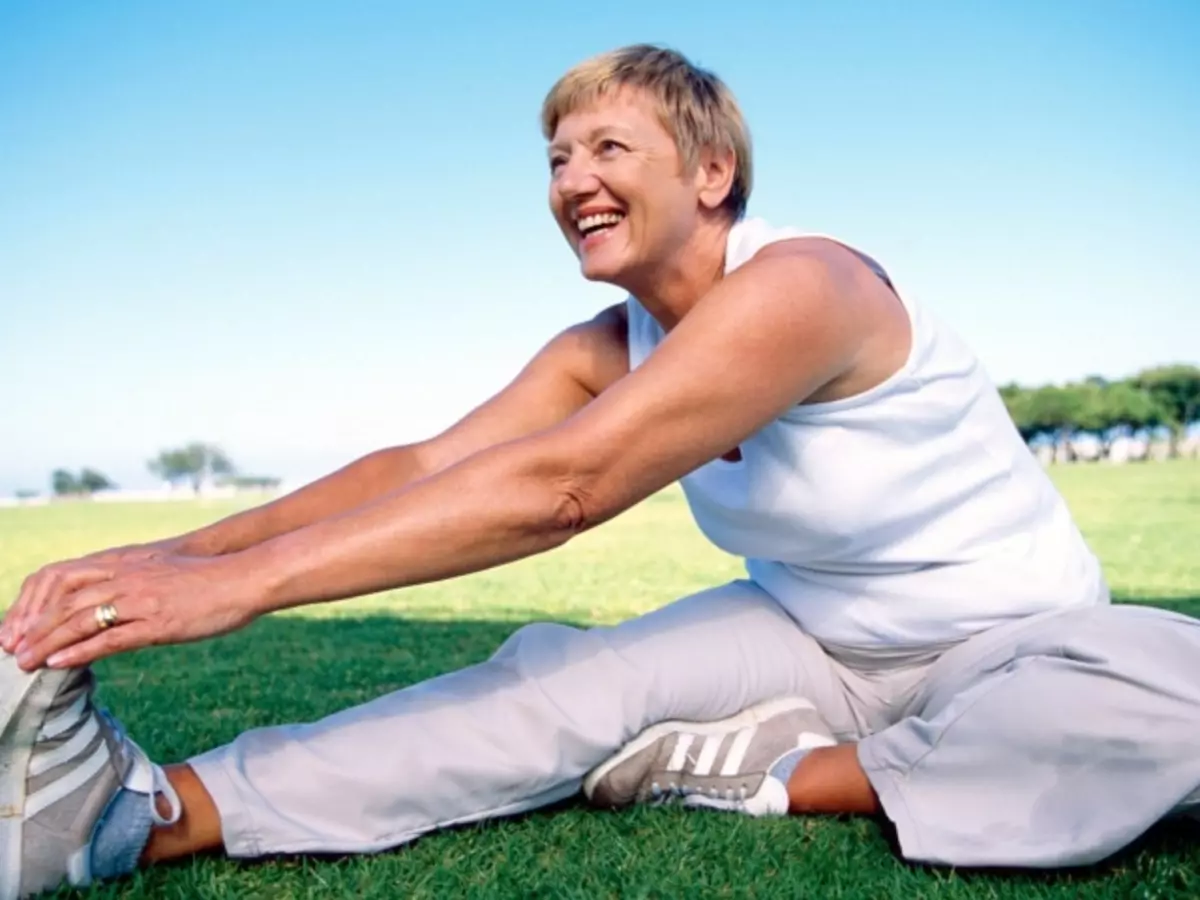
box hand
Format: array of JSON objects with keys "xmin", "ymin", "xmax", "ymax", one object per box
[
  {"xmin": 11, "ymin": 554, "xmax": 262, "ymax": 671},
  {"xmin": 1, "ymin": 539, "xmax": 184, "ymax": 653}
]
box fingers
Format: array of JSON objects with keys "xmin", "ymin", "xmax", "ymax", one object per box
[
  {"xmin": 2, "ymin": 562, "xmax": 114, "ymax": 652},
  {"xmin": 15, "ymin": 582, "xmax": 122, "ymax": 671},
  {"xmin": 1, "ymin": 569, "xmax": 57, "ymax": 650},
  {"xmin": 47, "ymin": 619, "xmax": 158, "ymax": 669}
]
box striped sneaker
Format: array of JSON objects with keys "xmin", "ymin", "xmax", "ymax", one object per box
[
  {"xmin": 0, "ymin": 653, "xmax": 180, "ymax": 900},
  {"xmin": 582, "ymin": 697, "xmax": 835, "ymax": 816}
]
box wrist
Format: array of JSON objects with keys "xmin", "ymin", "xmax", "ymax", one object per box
[
  {"xmin": 171, "ymin": 529, "xmax": 224, "ymax": 558},
  {"xmin": 212, "ymin": 549, "xmax": 279, "ymax": 620},
  {"xmin": 235, "ymin": 539, "xmax": 303, "ymax": 616}
]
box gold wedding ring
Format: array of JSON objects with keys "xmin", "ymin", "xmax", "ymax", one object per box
[{"xmin": 94, "ymin": 603, "xmax": 120, "ymax": 631}]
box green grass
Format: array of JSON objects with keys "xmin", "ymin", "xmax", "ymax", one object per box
[{"xmin": 2, "ymin": 460, "xmax": 1199, "ymax": 899}]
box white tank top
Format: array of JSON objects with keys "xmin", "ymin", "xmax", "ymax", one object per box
[{"xmin": 626, "ymin": 217, "xmax": 1109, "ymax": 648}]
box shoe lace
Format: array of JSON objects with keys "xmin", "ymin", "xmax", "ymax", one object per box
[{"xmin": 649, "ymin": 781, "xmax": 751, "ymax": 803}]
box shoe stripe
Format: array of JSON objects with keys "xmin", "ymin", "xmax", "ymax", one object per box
[
  {"xmin": 29, "ymin": 713, "xmax": 100, "ymax": 778},
  {"xmin": 666, "ymin": 733, "xmax": 694, "ymax": 773},
  {"xmin": 38, "ymin": 693, "xmax": 88, "ymax": 740},
  {"xmin": 692, "ymin": 734, "xmax": 723, "ymax": 777},
  {"xmin": 719, "ymin": 725, "xmax": 757, "ymax": 776},
  {"xmin": 25, "ymin": 740, "xmax": 110, "ymax": 818}
]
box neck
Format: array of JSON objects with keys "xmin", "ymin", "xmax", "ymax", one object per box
[{"xmin": 629, "ymin": 217, "xmax": 732, "ymax": 331}]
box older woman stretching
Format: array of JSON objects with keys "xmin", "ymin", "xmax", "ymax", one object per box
[{"xmin": 4, "ymin": 44, "xmax": 1200, "ymax": 899}]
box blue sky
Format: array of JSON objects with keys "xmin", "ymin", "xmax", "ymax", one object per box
[{"xmin": 1, "ymin": 1, "xmax": 1197, "ymax": 494}]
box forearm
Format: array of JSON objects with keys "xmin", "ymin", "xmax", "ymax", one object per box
[
  {"xmin": 173, "ymin": 445, "xmax": 434, "ymax": 557},
  {"xmin": 240, "ymin": 439, "xmax": 587, "ymax": 612}
]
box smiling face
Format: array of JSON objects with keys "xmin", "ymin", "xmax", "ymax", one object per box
[{"xmin": 547, "ymin": 87, "xmax": 730, "ymax": 289}]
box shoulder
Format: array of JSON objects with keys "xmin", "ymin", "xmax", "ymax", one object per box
[
  {"xmin": 559, "ymin": 303, "xmax": 627, "ymax": 352},
  {"xmin": 726, "ymin": 234, "xmax": 889, "ymax": 318},
  {"xmin": 725, "ymin": 217, "xmax": 894, "ymax": 290},
  {"xmin": 715, "ymin": 225, "xmax": 912, "ymax": 404},
  {"xmin": 726, "ymin": 218, "xmax": 901, "ymax": 322},
  {"xmin": 546, "ymin": 303, "xmax": 629, "ymax": 397}
]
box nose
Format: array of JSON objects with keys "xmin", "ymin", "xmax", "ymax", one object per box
[{"xmin": 553, "ymin": 152, "xmax": 601, "ymax": 201}]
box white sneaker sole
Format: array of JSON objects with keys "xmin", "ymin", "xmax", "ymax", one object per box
[
  {"xmin": 582, "ymin": 695, "xmax": 820, "ymax": 803},
  {"xmin": 0, "ymin": 653, "xmax": 71, "ymax": 900}
]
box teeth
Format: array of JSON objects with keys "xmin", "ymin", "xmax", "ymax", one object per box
[{"xmin": 577, "ymin": 212, "xmax": 624, "ymax": 233}]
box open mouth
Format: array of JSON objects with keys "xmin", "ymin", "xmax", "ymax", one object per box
[{"xmin": 576, "ymin": 211, "xmax": 625, "ymax": 241}]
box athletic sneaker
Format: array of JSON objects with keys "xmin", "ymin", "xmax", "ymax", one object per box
[
  {"xmin": 582, "ymin": 696, "xmax": 836, "ymax": 816},
  {"xmin": 0, "ymin": 652, "xmax": 180, "ymax": 900}
]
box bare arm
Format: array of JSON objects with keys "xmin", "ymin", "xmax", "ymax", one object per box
[
  {"xmin": 242, "ymin": 239, "xmax": 899, "ymax": 608},
  {"xmin": 3, "ymin": 304, "xmax": 628, "ymax": 657},
  {"xmin": 170, "ymin": 451, "xmax": 431, "ymax": 557},
  {"xmin": 18, "ymin": 240, "xmax": 907, "ymax": 669},
  {"xmin": 161, "ymin": 305, "xmax": 630, "ymax": 558}
]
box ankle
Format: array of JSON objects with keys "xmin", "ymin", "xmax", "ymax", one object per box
[
  {"xmin": 141, "ymin": 765, "xmax": 224, "ymax": 864},
  {"xmin": 785, "ymin": 744, "xmax": 880, "ymax": 815}
]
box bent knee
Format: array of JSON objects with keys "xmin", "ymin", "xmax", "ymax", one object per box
[{"xmin": 1028, "ymin": 604, "xmax": 1200, "ymax": 670}]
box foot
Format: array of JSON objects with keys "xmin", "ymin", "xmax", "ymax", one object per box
[
  {"xmin": 0, "ymin": 653, "xmax": 181, "ymax": 899},
  {"xmin": 583, "ymin": 696, "xmax": 836, "ymax": 816}
]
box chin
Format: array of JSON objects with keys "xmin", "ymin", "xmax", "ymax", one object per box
[
  {"xmin": 580, "ymin": 265, "xmax": 632, "ymax": 288},
  {"xmin": 578, "ymin": 250, "xmax": 633, "ymax": 286},
  {"xmin": 579, "ymin": 262, "xmax": 616, "ymax": 283}
]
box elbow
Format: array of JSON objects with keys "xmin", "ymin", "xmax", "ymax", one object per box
[
  {"xmin": 489, "ymin": 431, "xmax": 620, "ymax": 547},
  {"xmin": 548, "ymin": 479, "xmax": 599, "ymax": 538},
  {"xmin": 535, "ymin": 446, "xmax": 615, "ymax": 541}
]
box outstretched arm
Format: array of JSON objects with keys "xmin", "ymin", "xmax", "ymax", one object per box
[
  {"xmin": 255, "ymin": 242, "xmax": 882, "ymax": 607},
  {"xmin": 7, "ymin": 304, "xmax": 629, "ymax": 664},
  {"xmin": 174, "ymin": 304, "xmax": 630, "ymax": 557},
  {"xmin": 19, "ymin": 238, "xmax": 901, "ymax": 668}
]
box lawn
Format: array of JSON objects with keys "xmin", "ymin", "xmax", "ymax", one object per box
[{"xmin": 1, "ymin": 460, "xmax": 1198, "ymax": 899}]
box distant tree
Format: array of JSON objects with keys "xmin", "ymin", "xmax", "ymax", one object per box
[
  {"xmin": 15, "ymin": 489, "xmax": 39, "ymax": 500},
  {"xmin": 1133, "ymin": 364, "xmax": 1200, "ymax": 456},
  {"xmin": 51, "ymin": 469, "xmax": 80, "ymax": 496},
  {"xmin": 1065, "ymin": 381, "xmax": 1163, "ymax": 456},
  {"xmin": 78, "ymin": 468, "xmax": 115, "ymax": 493},
  {"xmin": 50, "ymin": 467, "xmax": 116, "ymax": 497},
  {"xmin": 1068, "ymin": 382, "xmax": 1111, "ymax": 451},
  {"xmin": 210, "ymin": 450, "xmax": 236, "ymax": 482},
  {"xmin": 1026, "ymin": 385, "xmax": 1082, "ymax": 460},
  {"xmin": 1100, "ymin": 382, "xmax": 1163, "ymax": 437},
  {"xmin": 148, "ymin": 442, "xmax": 237, "ymax": 493}
]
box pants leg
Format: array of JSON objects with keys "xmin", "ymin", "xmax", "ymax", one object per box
[
  {"xmin": 858, "ymin": 604, "xmax": 1200, "ymax": 869},
  {"xmin": 189, "ymin": 579, "xmax": 854, "ymax": 857}
]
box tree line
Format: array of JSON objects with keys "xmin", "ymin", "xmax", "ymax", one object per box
[
  {"xmin": 43, "ymin": 442, "xmax": 281, "ymax": 497},
  {"xmin": 998, "ymin": 364, "xmax": 1200, "ymax": 459}
]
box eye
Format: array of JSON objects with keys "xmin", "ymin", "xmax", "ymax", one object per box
[
  {"xmin": 597, "ymin": 139, "xmax": 626, "ymax": 157},
  {"xmin": 548, "ymin": 154, "xmax": 567, "ymax": 174}
]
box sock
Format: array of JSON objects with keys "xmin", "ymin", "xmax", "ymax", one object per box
[
  {"xmin": 768, "ymin": 747, "xmax": 812, "ymax": 787},
  {"xmin": 89, "ymin": 788, "xmax": 155, "ymax": 880}
]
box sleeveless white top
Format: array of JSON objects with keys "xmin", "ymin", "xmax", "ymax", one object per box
[{"xmin": 626, "ymin": 217, "xmax": 1109, "ymax": 648}]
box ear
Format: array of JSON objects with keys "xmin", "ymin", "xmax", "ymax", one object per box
[{"xmin": 693, "ymin": 145, "xmax": 736, "ymax": 212}]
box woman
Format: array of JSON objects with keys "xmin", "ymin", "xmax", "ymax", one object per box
[{"xmin": 4, "ymin": 44, "xmax": 1199, "ymax": 898}]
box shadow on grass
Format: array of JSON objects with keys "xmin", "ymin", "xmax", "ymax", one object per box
[{"xmin": 91, "ymin": 608, "xmax": 1200, "ymax": 896}]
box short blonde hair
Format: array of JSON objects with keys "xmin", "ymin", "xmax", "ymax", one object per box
[{"xmin": 541, "ymin": 44, "xmax": 752, "ymax": 220}]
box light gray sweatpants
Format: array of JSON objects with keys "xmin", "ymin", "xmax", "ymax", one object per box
[{"xmin": 188, "ymin": 580, "xmax": 1200, "ymax": 869}]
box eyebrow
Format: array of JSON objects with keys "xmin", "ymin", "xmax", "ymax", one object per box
[{"xmin": 548, "ymin": 125, "xmax": 633, "ymax": 154}]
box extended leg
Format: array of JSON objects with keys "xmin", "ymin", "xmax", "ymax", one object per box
[{"xmin": 180, "ymin": 580, "xmax": 850, "ymax": 859}]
